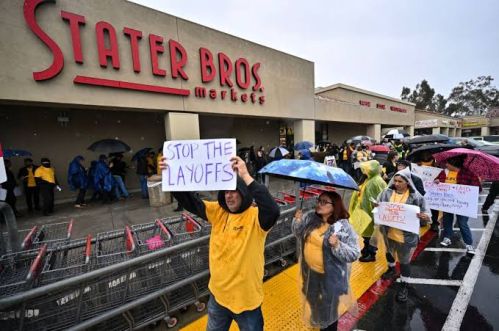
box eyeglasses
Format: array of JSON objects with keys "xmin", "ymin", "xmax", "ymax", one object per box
[{"xmin": 316, "ymin": 198, "xmax": 333, "ymax": 206}]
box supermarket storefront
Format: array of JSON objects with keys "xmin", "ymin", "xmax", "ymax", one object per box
[{"xmin": 0, "ymin": 0, "xmax": 314, "ymax": 200}]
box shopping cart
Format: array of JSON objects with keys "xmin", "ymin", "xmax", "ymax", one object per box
[
  {"xmin": 264, "ymin": 207, "xmax": 296, "ymax": 268},
  {"xmin": 40, "ymin": 235, "xmax": 93, "ymax": 285},
  {"xmin": 0, "ymin": 244, "xmax": 48, "ymax": 298},
  {"xmin": 0, "ymin": 235, "xmax": 211, "ymax": 331},
  {"xmin": 161, "ymin": 215, "xmax": 202, "ymax": 244},
  {"xmin": 31, "ymin": 220, "xmax": 74, "ymax": 249},
  {"xmin": 1, "ymin": 226, "xmax": 38, "ymax": 253},
  {"xmin": 95, "ymin": 226, "xmax": 136, "ymax": 266},
  {"xmin": 132, "ymin": 220, "xmax": 173, "ymax": 254},
  {"xmin": 182, "ymin": 212, "xmax": 212, "ymax": 235}
]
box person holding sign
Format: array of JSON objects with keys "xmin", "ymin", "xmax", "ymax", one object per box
[
  {"xmin": 376, "ymin": 168, "xmax": 431, "ymax": 302},
  {"xmin": 292, "ymin": 191, "xmax": 360, "ymax": 331},
  {"xmin": 436, "ymin": 156, "xmax": 481, "ymax": 254},
  {"xmin": 160, "ymin": 155, "xmax": 279, "ymax": 331}
]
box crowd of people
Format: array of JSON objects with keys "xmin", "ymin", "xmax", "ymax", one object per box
[
  {"xmin": 158, "ymin": 137, "xmax": 497, "ymax": 331},
  {"xmin": 1, "ymin": 134, "xmax": 497, "ymax": 330},
  {"xmin": 0, "ymin": 149, "xmax": 165, "ymax": 217}
]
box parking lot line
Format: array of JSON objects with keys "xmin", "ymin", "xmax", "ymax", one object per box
[
  {"xmin": 442, "ymin": 211, "xmax": 498, "ymax": 331},
  {"xmin": 424, "ymin": 247, "xmax": 467, "ymax": 253},
  {"xmin": 395, "ymin": 277, "xmax": 463, "ymax": 286}
]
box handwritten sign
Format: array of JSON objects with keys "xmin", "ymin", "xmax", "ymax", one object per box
[
  {"xmin": 373, "ymin": 202, "xmax": 421, "ymax": 234},
  {"xmin": 423, "ymin": 181, "xmax": 479, "ymax": 218},
  {"xmin": 162, "ymin": 139, "xmax": 236, "ymax": 191},
  {"xmin": 0, "ymin": 144, "xmax": 6, "ymax": 184},
  {"xmin": 411, "ymin": 164, "xmax": 442, "ymax": 184}
]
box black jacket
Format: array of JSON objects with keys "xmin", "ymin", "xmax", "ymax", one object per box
[
  {"xmin": 411, "ymin": 174, "xmax": 426, "ymax": 196},
  {"xmin": 173, "ymin": 177, "xmax": 280, "ymax": 231}
]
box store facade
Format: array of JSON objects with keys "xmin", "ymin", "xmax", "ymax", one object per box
[
  {"xmin": 414, "ymin": 110, "xmax": 462, "ymax": 136},
  {"xmin": 315, "ymin": 84, "xmax": 416, "ymax": 143},
  {"xmin": 0, "ymin": 0, "xmax": 315, "ymax": 201}
]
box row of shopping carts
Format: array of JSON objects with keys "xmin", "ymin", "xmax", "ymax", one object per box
[{"xmin": 0, "ymin": 185, "xmax": 333, "ymax": 330}]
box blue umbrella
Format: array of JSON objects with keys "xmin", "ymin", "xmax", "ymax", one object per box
[
  {"xmin": 294, "ymin": 141, "xmax": 314, "ymax": 150},
  {"xmin": 3, "ymin": 149, "xmax": 32, "ymax": 158},
  {"xmin": 269, "ymin": 146, "xmax": 289, "ymax": 159},
  {"xmin": 259, "ymin": 159, "xmax": 358, "ymax": 191},
  {"xmin": 132, "ymin": 147, "xmax": 153, "ymax": 161}
]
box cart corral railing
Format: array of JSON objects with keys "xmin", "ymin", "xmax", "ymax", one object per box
[{"xmin": 0, "ymin": 207, "xmax": 300, "ymax": 331}]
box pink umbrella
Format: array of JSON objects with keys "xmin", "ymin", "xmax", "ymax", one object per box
[
  {"xmin": 433, "ymin": 148, "xmax": 499, "ymax": 180},
  {"xmin": 369, "ymin": 145, "xmax": 390, "ymax": 153}
]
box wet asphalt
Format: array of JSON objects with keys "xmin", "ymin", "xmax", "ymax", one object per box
[{"xmin": 354, "ymin": 195, "xmax": 499, "ymax": 331}]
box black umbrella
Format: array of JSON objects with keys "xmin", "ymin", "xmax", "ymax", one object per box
[
  {"xmin": 384, "ymin": 129, "xmax": 410, "ymax": 140},
  {"xmin": 131, "ymin": 147, "xmax": 153, "ymax": 161},
  {"xmin": 346, "ymin": 135, "xmax": 375, "ymax": 145},
  {"xmin": 88, "ymin": 139, "xmax": 131, "ymax": 154},
  {"xmin": 407, "ymin": 134, "xmax": 449, "ymax": 145},
  {"xmin": 406, "ymin": 143, "xmax": 461, "ymax": 161}
]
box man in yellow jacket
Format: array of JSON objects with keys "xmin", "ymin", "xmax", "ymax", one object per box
[
  {"xmin": 34, "ymin": 158, "xmax": 59, "ymax": 216},
  {"xmin": 165, "ymin": 156, "xmax": 280, "ymax": 331}
]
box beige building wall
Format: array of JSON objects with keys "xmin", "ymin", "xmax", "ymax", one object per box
[
  {"xmin": 293, "ymin": 120, "xmax": 315, "ymax": 146},
  {"xmin": 315, "ymin": 84, "xmax": 415, "ymax": 126},
  {"xmin": 164, "ymin": 113, "xmax": 200, "ymax": 140},
  {"xmin": 0, "ymin": 106, "xmax": 165, "ymax": 201},
  {"xmin": 0, "ymin": 0, "xmax": 315, "ymax": 119}
]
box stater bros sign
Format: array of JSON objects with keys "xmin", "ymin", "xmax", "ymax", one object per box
[{"xmin": 24, "ymin": 0, "xmax": 265, "ymax": 105}]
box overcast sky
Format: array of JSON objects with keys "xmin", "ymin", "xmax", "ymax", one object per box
[{"xmin": 130, "ymin": 0, "xmax": 499, "ymax": 100}]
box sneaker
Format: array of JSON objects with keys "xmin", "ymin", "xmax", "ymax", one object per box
[
  {"xmin": 440, "ymin": 237, "xmax": 452, "ymax": 247},
  {"xmin": 359, "ymin": 253, "xmax": 376, "ymax": 262},
  {"xmin": 74, "ymin": 204, "xmax": 83, "ymax": 208},
  {"xmin": 396, "ymin": 283, "xmax": 408, "ymax": 303},
  {"xmin": 466, "ymin": 245, "xmax": 475, "ymax": 254},
  {"xmin": 382, "ymin": 267, "xmax": 397, "ymax": 280}
]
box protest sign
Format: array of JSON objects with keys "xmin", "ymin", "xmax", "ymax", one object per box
[
  {"xmin": 0, "ymin": 144, "xmax": 6, "ymax": 184},
  {"xmin": 411, "ymin": 164, "xmax": 442, "ymax": 184},
  {"xmin": 423, "ymin": 181, "xmax": 479, "ymax": 218},
  {"xmin": 162, "ymin": 139, "xmax": 237, "ymax": 191},
  {"xmin": 373, "ymin": 202, "xmax": 421, "ymax": 234}
]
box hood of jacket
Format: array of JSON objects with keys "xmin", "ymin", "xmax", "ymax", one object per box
[
  {"xmin": 217, "ymin": 176, "xmax": 254, "ymax": 214},
  {"xmin": 360, "ymin": 160, "xmax": 382, "ymax": 179}
]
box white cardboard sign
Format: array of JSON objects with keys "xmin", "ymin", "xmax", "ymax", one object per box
[
  {"xmin": 423, "ymin": 181, "xmax": 479, "ymax": 218},
  {"xmin": 411, "ymin": 164, "xmax": 442, "ymax": 186},
  {"xmin": 0, "ymin": 144, "xmax": 6, "ymax": 184},
  {"xmin": 373, "ymin": 202, "xmax": 421, "ymax": 235},
  {"xmin": 162, "ymin": 139, "xmax": 237, "ymax": 192}
]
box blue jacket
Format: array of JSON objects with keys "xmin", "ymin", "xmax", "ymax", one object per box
[
  {"xmin": 67, "ymin": 156, "xmax": 88, "ymax": 190},
  {"xmin": 93, "ymin": 160, "xmax": 115, "ymax": 192}
]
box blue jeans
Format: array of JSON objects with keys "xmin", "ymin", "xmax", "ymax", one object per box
[
  {"xmin": 207, "ymin": 295, "xmax": 263, "ymax": 331},
  {"xmin": 442, "ymin": 212, "xmax": 472, "ymax": 245},
  {"xmin": 138, "ymin": 175, "xmax": 148, "ymax": 198},
  {"xmin": 113, "ymin": 175, "xmax": 129, "ymax": 199}
]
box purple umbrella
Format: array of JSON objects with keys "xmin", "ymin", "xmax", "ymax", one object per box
[{"xmin": 433, "ymin": 148, "xmax": 499, "ymax": 181}]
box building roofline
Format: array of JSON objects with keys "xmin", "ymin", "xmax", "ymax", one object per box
[{"xmin": 315, "ymin": 83, "xmax": 415, "ymax": 106}]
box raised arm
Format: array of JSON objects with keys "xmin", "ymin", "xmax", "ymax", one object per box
[
  {"xmin": 231, "ymin": 156, "xmax": 279, "ymax": 231},
  {"xmin": 171, "ymin": 192, "xmax": 208, "ymax": 220}
]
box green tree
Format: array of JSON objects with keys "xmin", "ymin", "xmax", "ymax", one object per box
[
  {"xmin": 400, "ymin": 79, "xmax": 437, "ymax": 111},
  {"xmin": 446, "ymin": 76, "xmax": 499, "ymax": 116}
]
